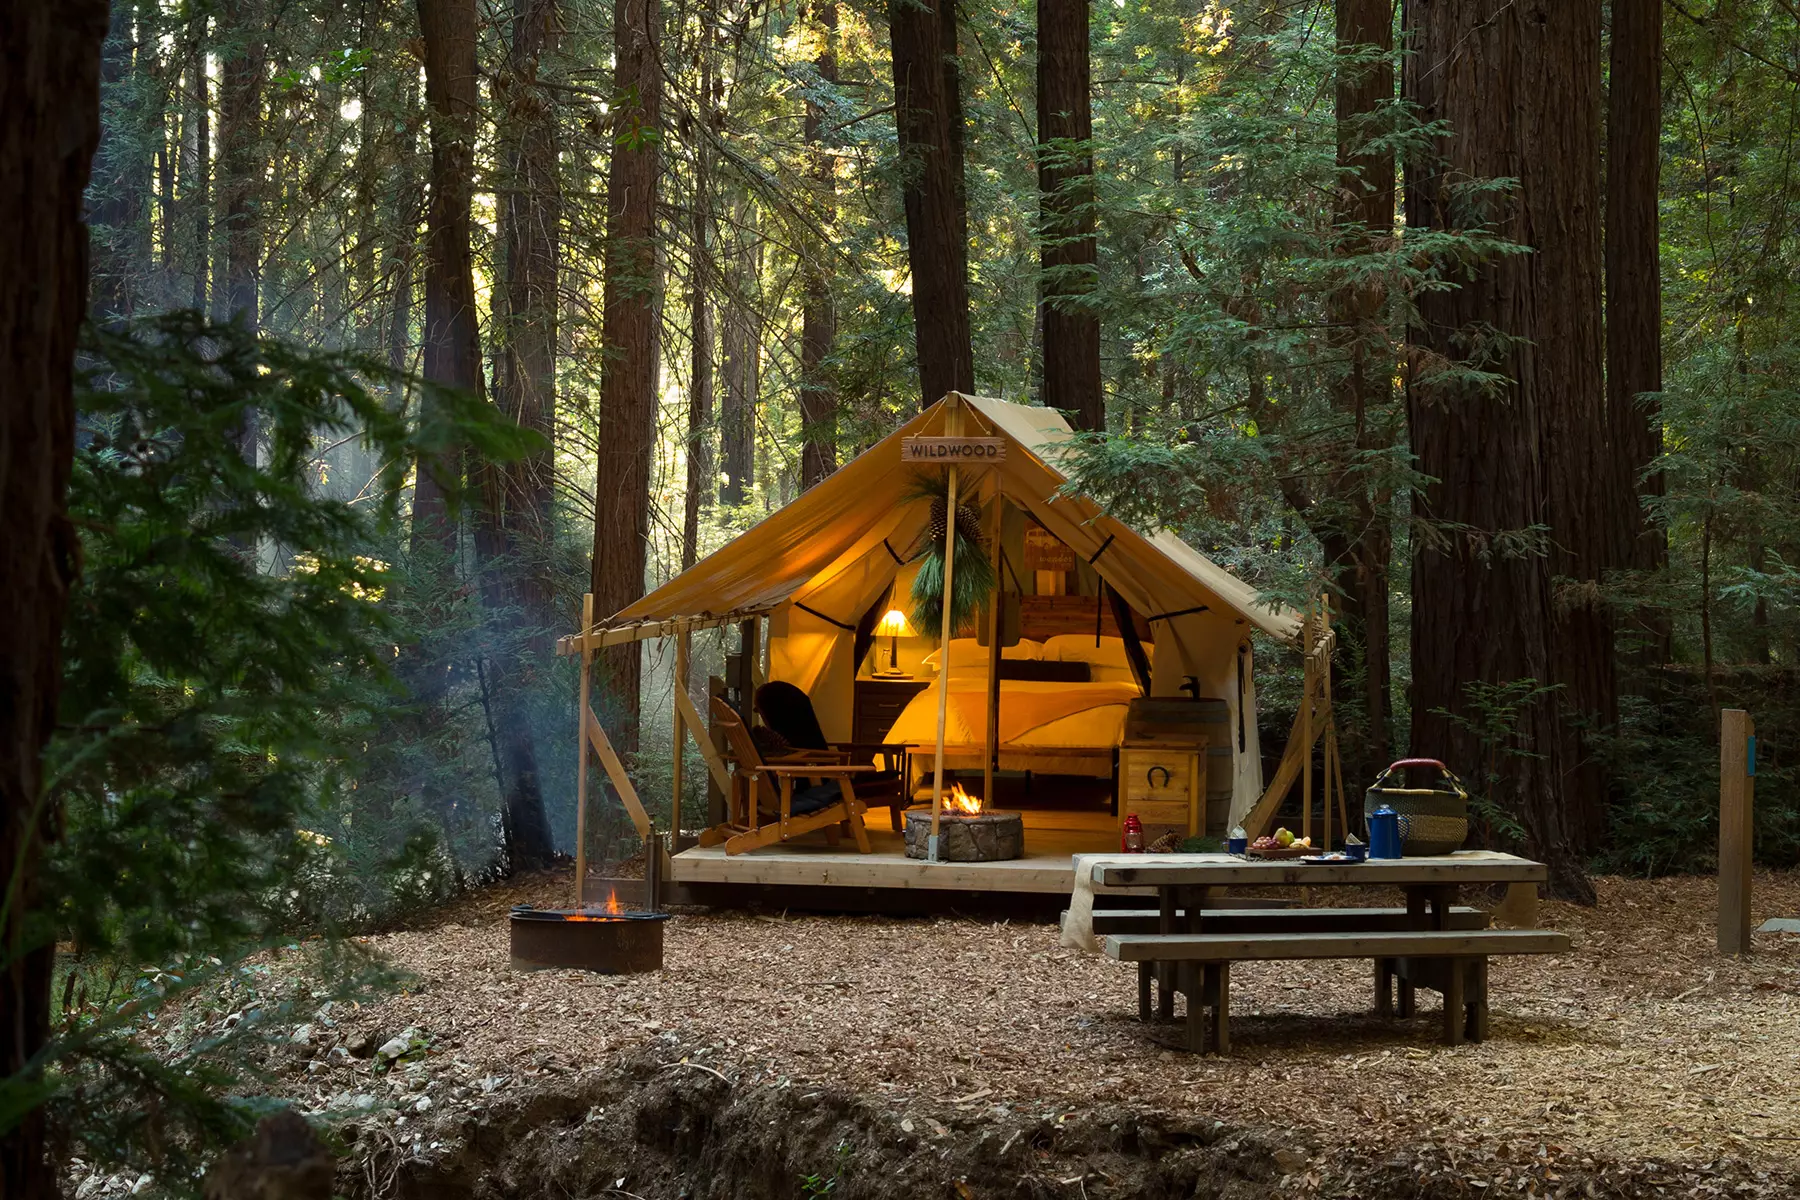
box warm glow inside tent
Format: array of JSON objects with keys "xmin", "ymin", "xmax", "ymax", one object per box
[{"xmin": 568, "ymin": 393, "xmax": 1302, "ymax": 824}]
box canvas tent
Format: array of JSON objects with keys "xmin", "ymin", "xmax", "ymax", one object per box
[{"xmin": 563, "ymin": 393, "xmax": 1302, "ymax": 828}]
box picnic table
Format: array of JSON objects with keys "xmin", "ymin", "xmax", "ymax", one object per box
[{"xmin": 1060, "ymin": 851, "xmax": 1570, "ymax": 1054}]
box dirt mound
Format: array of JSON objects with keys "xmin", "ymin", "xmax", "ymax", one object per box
[{"xmin": 345, "ymin": 1046, "xmax": 1790, "ymax": 1200}]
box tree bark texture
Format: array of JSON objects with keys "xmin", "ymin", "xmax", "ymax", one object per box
[
  {"xmin": 799, "ymin": 0, "xmax": 840, "ymax": 489},
  {"xmin": 890, "ymin": 0, "xmax": 973, "ymax": 406},
  {"xmin": 590, "ymin": 0, "xmax": 663, "ymax": 746},
  {"xmin": 218, "ymin": 0, "xmax": 264, "ymax": 329},
  {"xmin": 474, "ymin": 0, "xmax": 560, "ymax": 868},
  {"xmin": 1403, "ymin": 0, "xmax": 1601, "ymax": 901},
  {"xmin": 90, "ymin": 4, "xmax": 143, "ymax": 321},
  {"xmin": 719, "ymin": 196, "xmax": 758, "ymax": 509},
  {"xmin": 682, "ymin": 24, "xmax": 715, "ymax": 571},
  {"xmin": 1324, "ymin": 0, "xmax": 1397, "ymax": 788},
  {"xmin": 0, "ymin": 7, "xmax": 107, "ymax": 1196},
  {"xmin": 1606, "ymin": 0, "xmax": 1668, "ymax": 657},
  {"xmin": 494, "ymin": 0, "xmax": 562, "ymax": 642},
  {"xmin": 1036, "ymin": 0, "xmax": 1102, "ymax": 431},
  {"xmin": 413, "ymin": 0, "xmax": 482, "ymax": 560}
]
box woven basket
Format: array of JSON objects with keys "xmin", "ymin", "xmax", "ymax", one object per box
[{"xmin": 1363, "ymin": 759, "xmax": 1471, "ymax": 856}]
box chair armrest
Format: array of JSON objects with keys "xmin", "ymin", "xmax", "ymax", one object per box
[
  {"xmin": 746, "ymin": 764, "xmax": 880, "ymax": 778},
  {"xmin": 768, "ymin": 749, "xmax": 851, "ymax": 764}
]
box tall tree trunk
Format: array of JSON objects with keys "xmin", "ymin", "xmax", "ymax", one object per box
[
  {"xmin": 719, "ymin": 197, "xmax": 757, "ymax": 508},
  {"xmin": 1403, "ymin": 0, "xmax": 1599, "ymax": 901},
  {"xmin": 495, "ymin": 0, "xmax": 562, "ymax": 646},
  {"xmin": 218, "ymin": 0, "xmax": 263, "ymax": 329},
  {"xmin": 1036, "ymin": 0, "xmax": 1102, "ymax": 431},
  {"xmin": 0, "ymin": 8, "xmax": 107, "ymax": 1196},
  {"xmin": 590, "ymin": 0, "xmax": 663, "ymax": 750},
  {"xmin": 1322, "ymin": 0, "xmax": 1397, "ymax": 789},
  {"xmin": 1606, "ymin": 0, "xmax": 1667, "ymax": 664},
  {"xmin": 799, "ymin": 0, "xmax": 840, "ymax": 488},
  {"xmin": 889, "ymin": 0, "xmax": 972, "ymax": 404},
  {"xmin": 412, "ymin": 0, "xmax": 479, "ymax": 561},
  {"xmin": 187, "ymin": 27, "xmax": 210, "ymax": 312},
  {"xmin": 683, "ymin": 22, "xmax": 716, "ymax": 569},
  {"xmin": 471, "ymin": 0, "xmax": 563, "ymax": 869},
  {"xmin": 90, "ymin": 4, "xmax": 142, "ymax": 322}
]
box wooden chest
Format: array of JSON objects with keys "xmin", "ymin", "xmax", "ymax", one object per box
[
  {"xmin": 1118, "ymin": 740, "xmax": 1207, "ymax": 844},
  {"xmin": 853, "ymin": 678, "xmax": 930, "ymax": 745}
]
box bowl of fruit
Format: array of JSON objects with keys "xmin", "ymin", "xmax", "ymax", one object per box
[{"xmin": 1247, "ymin": 828, "xmax": 1313, "ymax": 859}]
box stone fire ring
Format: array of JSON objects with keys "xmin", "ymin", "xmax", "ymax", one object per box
[{"xmin": 902, "ymin": 807, "xmax": 1025, "ymax": 862}]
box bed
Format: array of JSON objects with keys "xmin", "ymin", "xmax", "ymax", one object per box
[{"xmin": 882, "ymin": 634, "xmax": 1149, "ymax": 779}]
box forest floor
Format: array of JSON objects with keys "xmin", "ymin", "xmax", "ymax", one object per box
[{"xmin": 89, "ymin": 869, "xmax": 1800, "ymax": 1198}]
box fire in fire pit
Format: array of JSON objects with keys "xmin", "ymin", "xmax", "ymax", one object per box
[
  {"xmin": 509, "ymin": 892, "xmax": 670, "ymax": 974},
  {"xmin": 903, "ymin": 783, "xmax": 1025, "ymax": 862}
]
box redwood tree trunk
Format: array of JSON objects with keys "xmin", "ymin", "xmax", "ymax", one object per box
[
  {"xmin": 682, "ymin": 23, "xmax": 714, "ymax": 570},
  {"xmin": 799, "ymin": 0, "xmax": 840, "ymax": 488},
  {"xmin": 1036, "ymin": 0, "xmax": 1102, "ymax": 431},
  {"xmin": 1403, "ymin": 0, "xmax": 1599, "ymax": 901},
  {"xmin": 1324, "ymin": 0, "xmax": 1397, "ymax": 788},
  {"xmin": 890, "ymin": 0, "xmax": 972, "ymax": 405},
  {"xmin": 1606, "ymin": 0, "xmax": 1667, "ymax": 663},
  {"xmin": 719, "ymin": 197, "xmax": 757, "ymax": 508},
  {"xmin": 218, "ymin": 0, "xmax": 264, "ymax": 329},
  {"xmin": 0, "ymin": 7, "xmax": 107, "ymax": 1195},
  {"xmin": 590, "ymin": 0, "xmax": 663, "ymax": 748}
]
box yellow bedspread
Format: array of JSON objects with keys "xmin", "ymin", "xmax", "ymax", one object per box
[{"xmin": 884, "ymin": 679, "xmax": 1142, "ymax": 749}]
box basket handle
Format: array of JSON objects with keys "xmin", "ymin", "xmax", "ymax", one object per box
[{"xmin": 1370, "ymin": 758, "xmax": 1469, "ymax": 798}]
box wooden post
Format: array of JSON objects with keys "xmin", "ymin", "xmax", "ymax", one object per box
[
  {"xmin": 1320, "ymin": 600, "xmax": 1333, "ymax": 851},
  {"xmin": 983, "ymin": 482, "xmax": 1003, "ymax": 809},
  {"xmin": 734, "ymin": 619, "xmax": 759, "ymax": 718},
  {"xmin": 672, "ymin": 632, "xmax": 690, "ymax": 849},
  {"xmin": 1301, "ymin": 605, "xmax": 1314, "ymax": 844},
  {"xmin": 929, "ymin": 397, "xmax": 963, "ymax": 860},
  {"xmin": 575, "ymin": 592, "xmax": 594, "ymax": 908},
  {"xmin": 1719, "ymin": 708, "xmax": 1755, "ymax": 955}
]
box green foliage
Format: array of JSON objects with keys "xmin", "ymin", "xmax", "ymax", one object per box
[
  {"xmin": 903, "ymin": 472, "xmax": 998, "ymax": 636},
  {"xmin": 5, "ymin": 313, "xmax": 522, "ymax": 1186},
  {"xmin": 1428, "ymin": 679, "xmax": 1560, "ymax": 848}
]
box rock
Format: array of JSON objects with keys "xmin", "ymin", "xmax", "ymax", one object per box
[
  {"xmin": 1273, "ymin": 1148, "xmax": 1309, "ymax": 1175},
  {"xmin": 290, "ymin": 1024, "xmax": 314, "ymax": 1046},
  {"xmin": 414, "ymin": 1096, "xmax": 432, "ymax": 1113},
  {"xmin": 346, "ymin": 1031, "xmax": 380, "ymax": 1059},
  {"xmin": 375, "ymin": 1037, "xmax": 409, "ymax": 1062}
]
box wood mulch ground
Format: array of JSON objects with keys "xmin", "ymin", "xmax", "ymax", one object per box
[{"xmin": 271, "ymin": 870, "xmax": 1800, "ymax": 1172}]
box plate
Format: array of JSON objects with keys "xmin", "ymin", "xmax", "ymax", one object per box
[{"xmin": 1298, "ymin": 854, "xmax": 1355, "ymax": 865}]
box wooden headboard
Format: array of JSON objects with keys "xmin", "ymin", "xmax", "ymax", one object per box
[{"xmin": 1017, "ymin": 594, "xmax": 1151, "ymax": 643}]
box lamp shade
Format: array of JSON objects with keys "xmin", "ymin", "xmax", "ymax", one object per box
[{"xmin": 876, "ymin": 608, "xmax": 910, "ymax": 638}]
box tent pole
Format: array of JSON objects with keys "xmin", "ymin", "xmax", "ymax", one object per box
[
  {"xmin": 983, "ymin": 484, "xmax": 1002, "ymax": 809},
  {"xmin": 930, "ymin": 397, "xmax": 963, "ymax": 861},
  {"xmin": 673, "ymin": 631, "xmax": 690, "ymax": 852},
  {"xmin": 1301, "ymin": 603, "xmax": 1314, "ymax": 845},
  {"xmin": 575, "ymin": 592, "xmax": 594, "ymax": 908}
]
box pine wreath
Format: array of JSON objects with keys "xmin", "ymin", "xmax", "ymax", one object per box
[{"xmin": 903, "ymin": 471, "xmax": 996, "ymax": 635}]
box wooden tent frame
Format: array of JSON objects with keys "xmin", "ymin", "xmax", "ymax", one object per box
[{"xmin": 1240, "ymin": 598, "xmax": 1351, "ymax": 845}]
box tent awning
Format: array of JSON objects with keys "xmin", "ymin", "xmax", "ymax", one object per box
[{"xmin": 559, "ymin": 393, "xmax": 1301, "ymax": 653}]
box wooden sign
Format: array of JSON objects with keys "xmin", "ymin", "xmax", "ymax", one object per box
[
  {"xmin": 902, "ymin": 436, "xmax": 1007, "ymax": 464},
  {"xmin": 1023, "ymin": 525, "xmax": 1075, "ymax": 572}
]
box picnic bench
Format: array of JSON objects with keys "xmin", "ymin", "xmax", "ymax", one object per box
[{"xmin": 1061, "ymin": 852, "xmax": 1572, "ymax": 1054}]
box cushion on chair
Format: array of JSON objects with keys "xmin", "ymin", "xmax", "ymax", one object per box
[
  {"xmin": 789, "ymin": 781, "xmax": 844, "ymax": 816},
  {"xmin": 755, "ymin": 681, "xmax": 830, "ymax": 751}
]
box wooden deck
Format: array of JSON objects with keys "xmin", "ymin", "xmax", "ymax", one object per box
[{"xmin": 670, "ymin": 809, "xmax": 1121, "ymax": 895}]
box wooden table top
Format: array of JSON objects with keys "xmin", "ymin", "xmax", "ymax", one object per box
[{"xmin": 1084, "ymin": 850, "xmax": 1547, "ymax": 889}]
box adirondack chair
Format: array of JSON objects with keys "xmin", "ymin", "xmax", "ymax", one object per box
[
  {"xmin": 753, "ymin": 681, "xmax": 909, "ymax": 831},
  {"xmin": 701, "ymin": 696, "xmax": 875, "ymax": 856}
]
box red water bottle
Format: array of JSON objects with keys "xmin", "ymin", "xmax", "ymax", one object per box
[{"xmin": 1121, "ymin": 814, "xmax": 1146, "ymax": 853}]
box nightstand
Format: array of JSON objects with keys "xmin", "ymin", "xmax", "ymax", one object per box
[{"xmin": 854, "ymin": 677, "xmax": 929, "ymax": 746}]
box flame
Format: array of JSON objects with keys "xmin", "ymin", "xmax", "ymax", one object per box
[
  {"xmin": 942, "ymin": 782, "xmax": 982, "ymax": 815},
  {"xmin": 605, "ymin": 889, "xmax": 623, "ymax": 915}
]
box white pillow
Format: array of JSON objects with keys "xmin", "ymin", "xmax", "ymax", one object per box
[
  {"xmin": 1042, "ymin": 634, "xmax": 1152, "ymax": 670},
  {"xmin": 1001, "ymin": 638, "xmax": 1044, "ymax": 661},
  {"xmin": 919, "ymin": 638, "xmax": 987, "ymax": 673}
]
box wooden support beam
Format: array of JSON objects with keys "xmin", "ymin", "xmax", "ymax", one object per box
[
  {"xmin": 1719, "ymin": 708, "xmax": 1755, "ymax": 956},
  {"xmin": 575, "ymin": 593, "xmax": 594, "ymax": 907},
  {"xmin": 586, "ymin": 706, "xmax": 652, "ymax": 838},
  {"xmin": 674, "ymin": 671, "xmax": 734, "ymax": 797},
  {"xmin": 673, "ymin": 633, "xmax": 689, "ymax": 844}
]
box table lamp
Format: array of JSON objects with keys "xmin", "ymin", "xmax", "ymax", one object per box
[{"xmin": 875, "ymin": 609, "xmax": 910, "ymax": 675}]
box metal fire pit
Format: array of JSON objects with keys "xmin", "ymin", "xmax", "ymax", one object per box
[{"xmin": 509, "ymin": 907, "xmax": 670, "ymax": 974}]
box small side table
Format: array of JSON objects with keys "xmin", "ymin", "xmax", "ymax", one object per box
[{"xmin": 1117, "ymin": 737, "xmax": 1208, "ymax": 844}]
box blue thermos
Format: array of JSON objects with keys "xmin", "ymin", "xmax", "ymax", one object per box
[{"xmin": 1367, "ymin": 805, "xmax": 1405, "ymax": 859}]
